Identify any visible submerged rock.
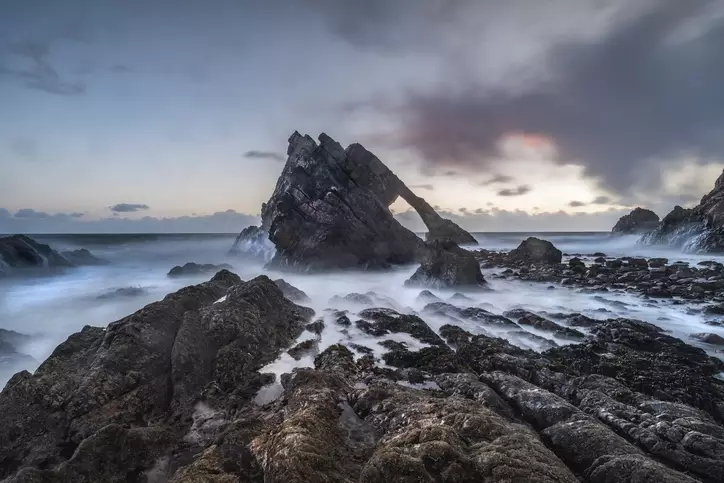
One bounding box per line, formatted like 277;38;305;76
611;207;660;234
404;239;487;289
167;262;233;278
235;132;475;271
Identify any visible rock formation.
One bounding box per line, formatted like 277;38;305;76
611;207;660;234
232;132;477;270
0;271;724;483
60;248;109;266
0;235;73;275
167;262;233;278
0;235;107;276
1;271;722;482
508;237;562;264
405;239;487;289
642;169;724;251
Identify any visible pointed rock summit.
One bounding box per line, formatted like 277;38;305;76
233;132;477;270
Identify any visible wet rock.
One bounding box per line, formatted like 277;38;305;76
330;293;374;306
425;302;518;328
509;237;562;264
611;207;660;234
415;290;442;305
305;319;325;335
288;339;319;360
357;308;445;347
228;224;270;259
404;240;487;289
273;278;310;303
60;248;108;266
691;332;724;346
96;286;147;300
167;262;233;278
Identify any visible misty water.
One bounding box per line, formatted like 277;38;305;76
1;232;723;390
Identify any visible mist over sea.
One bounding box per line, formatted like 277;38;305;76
1;231;723;388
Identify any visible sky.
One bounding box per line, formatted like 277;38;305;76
1;0;723;233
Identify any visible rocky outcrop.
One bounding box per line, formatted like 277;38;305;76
167;262;233;278
0;235;73;275
60;248;108;266
232;132;476;270
405;240;487;289
273;278;310;303
2;272;723;482
611;207;660;234
642;169;724;251
508;237;562;264
0;271;313;480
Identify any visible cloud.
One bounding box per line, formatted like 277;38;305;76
568;200;586;207
497;185;531;197
1;40;85;95
409;184;434;190
243;150;285;162
591;195;613;205
14;208;50;219
0;209;259;234
109;203;150;213
479;174;514;186
344;1;724;196
110;64;132;73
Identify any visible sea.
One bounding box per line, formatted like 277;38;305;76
1;232;723;390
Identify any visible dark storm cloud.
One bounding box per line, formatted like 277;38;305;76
109;203;150;213
592;195;613;205
409;184;434;190
12;208;82;219
344;1;724;195
243;150;285;162
568;200;586;207
497;185;531;197
0;39;85;95
479;174;515;186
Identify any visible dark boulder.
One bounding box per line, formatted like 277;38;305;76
611;207;660;234
167;262;233;278
404;239;487;289
509;237;562;264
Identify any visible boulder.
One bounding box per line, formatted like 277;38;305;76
228;224;273;260
611;207;660;234
404;240;487;289
167;262;233;278
509;237;562;264
234;132;476;270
